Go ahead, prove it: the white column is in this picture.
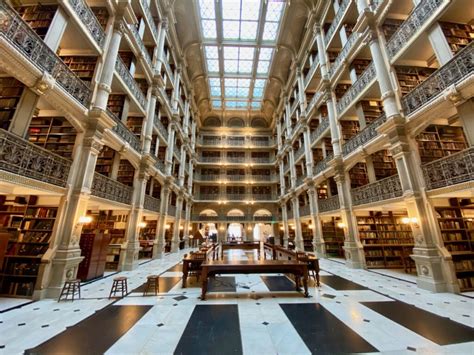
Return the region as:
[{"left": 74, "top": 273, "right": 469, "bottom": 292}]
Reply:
[
  {"left": 291, "top": 196, "right": 304, "bottom": 251},
  {"left": 308, "top": 186, "right": 326, "bottom": 257},
  {"left": 143, "top": 85, "right": 158, "bottom": 154},
  {"left": 281, "top": 202, "right": 289, "bottom": 247},
  {"left": 153, "top": 184, "right": 170, "bottom": 258},
  {"left": 171, "top": 195, "right": 184, "bottom": 252}
]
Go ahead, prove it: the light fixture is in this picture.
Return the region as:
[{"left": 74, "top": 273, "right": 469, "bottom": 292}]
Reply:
[
  {"left": 280, "top": 226, "right": 284, "bottom": 231},
  {"left": 308, "top": 224, "right": 314, "bottom": 230},
  {"left": 138, "top": 221, "right": 147, "bottom": 229},
  {"left": 188, "top": 226, "right": 193, "bottom": 231},
  {"left": 78, "top": 216, "right": 93, "bottom": 224},
  {"left": 165, "top": 224, "right": 171, "bottom": 230},
  {"left": 402, "top": 217, "right": 419, "bottom": 227},
  {"left": 179, "top": 225, "right": 184, "bottom": 230},
  {"left": 337, "top": 222, "right": 345, "bottom": 229}
]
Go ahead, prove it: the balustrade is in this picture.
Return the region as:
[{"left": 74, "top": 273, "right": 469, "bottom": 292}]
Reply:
[
  {"left": 351, "top": 175, "right": 403, "bottom": 206},
  {"left": 318, "top": 195, "right": 340, "bottom": 213},
  {"left": 115, "top": 57, "right": 147, "bottom": 109},
  {"left": 299, "top": 205, "right": 311, "bottom": 217},
  {"left": 422, "top": 147, "right": 474, "bottom": 190},
  {"left": 341, "top": 114, "right": 386, "bottom": 156},
  {"left": 325, "top": 0, "right": 351, "bottom": 45},
  {"left": 91, "top": 173, "right": 133, "bottom": 204},
  {"left": 139, "top": 0, "right": 158, "bottom": 41},
  {"left": 310, "top": 118, "right": 330, "bottom": 143},
  {"left": 329, "top": 32, "right": 360, "bottom": 78},
  {"left": 69, "top": 0, "right": 105, "bottom": 48},
  {"left": 313, "top": 152, "right": 334, "bottom": 175},
  {"left": 144, "top": 195, "right": 160, "bottom": 212},
  {"left": 107, "top": 110, "right": 142, "bottom": 152},
  {"left": 128, "top": 24, "right": 152, "bottom": 69}
]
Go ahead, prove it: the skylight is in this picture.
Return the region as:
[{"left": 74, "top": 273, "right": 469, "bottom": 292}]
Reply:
[{"left": 198, "top": 0, "right": 286, "bottom": 110}]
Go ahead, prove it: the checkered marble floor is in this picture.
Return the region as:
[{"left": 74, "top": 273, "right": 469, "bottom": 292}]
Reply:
[{"left": 0, "top": 248, "right": 473, "bottom": 354}]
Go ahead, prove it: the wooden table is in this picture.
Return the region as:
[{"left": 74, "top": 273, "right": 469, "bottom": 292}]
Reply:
[
  {"left": 220, "top": 242, "right": 261, "bottom": 259},
  {"left": 200, "top": 259, "right": 309, "bottom": 300}
]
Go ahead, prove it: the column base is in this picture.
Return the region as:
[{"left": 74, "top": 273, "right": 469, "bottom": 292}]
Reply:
[
  {"left": 312, "top": 240, "right": 326, "bottom": 258},
  {"left": 152, "top": 241, "right": 165, "bottom": 259},
  {"left": 120, "top": 241, "right": 139, "bottom": 271},
  {"left": 283, "top": 238, "right": 289, "bottom": 248},
  {"left": 411, "top": 246, "right": 449, "bottom": 293},
  {"left": 43, "top": 246, "right": 84, "bottom": 299},
  {"left": 170, "top": 240, "right": 180, "bottom": 253},
  {"left": 343, "top": 241, "right": 366, "bottom": 269}
]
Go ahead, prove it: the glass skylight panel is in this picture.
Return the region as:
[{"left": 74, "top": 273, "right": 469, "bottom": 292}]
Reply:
[
  {"left": 212, "top": 100, "right": 222, "bottom": 108},
  {"left": 257, "top": 60, "right": 270, "bottom": 74},
  {"left": 237, "top": 87, "right": 249, "bottom": 97},
  {"left": 253, "top": 87, "right": 263, "bottom": 97},
  {"left": 262, "top": 21, "right": 278, "bottom": 41},
  {"left": 211, "top": 86, "right": 221, "bottom": 96},
  {"left": 224, "top": 60, "right": 238, "bottom": 73},
  {"left": 265, "top": 1, "right": 284, "bottom": 22},
  {"left": 223, "top": 21, "right": 240, "bottom": 39},
  {"left": 239, "top": 47, "right": 255, "bottom": 60},
  {"left": 202, "top": 20, "right": 217, "bottom": 39},
  {"left": 226, "top": 101, "right": 237, "bottom": 108},
  {"left": 238, "top": 60, "right": 253, "bottom": 74},
  {"left": 205, "top": 46, "right": 219, "bottom": 59},
  {"left": 222, "top": 0, "right": 241, "bottom": 19},
  {"left": 241, "top": 0, "right": 261, "bottom": 20},
  {"left": 254, "top": 79, "right": 265, "bottom": 88},
  {"left": 225, "top": 87, "right": 237, "bottom": 97},
  {"left": 240, "top": 21, "right": 258, "bottom": 40},
  {"left": 225, "top": 78, "right": 238, "bottom": 86},
  {"left": 238, "top": 78, "right": 251, "bottom": 87},
  {"left": 251, "top": 101, "right": 261, "bottom": 108},
  {"left": 207, "top": 59, "right": 219, "bottom": 72},
  {"left": 224, "top": 46, "right": 239, "bottom": 59},
  {"left": 209, "top": 78, "right": 221, "bottom": 87},
  {"left": 236, "top": 101, "right": 248, "bottom": 108},
  {"left": 259, "top": 48, "right": 273, "bottom": 60},
  {"left": 199, "top": 0, "right": 216, "bottom": 19}
]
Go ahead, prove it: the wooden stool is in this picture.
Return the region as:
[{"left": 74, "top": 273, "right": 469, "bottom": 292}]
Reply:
[
  {"left": 109, "top": 276, "right": 128, "bottom": 299},
  {"left": 143, "top": 275, "right": 160, "bottom": 296},
  {"left": 58, "top": 279, "right": 81, "bottom": 302}
]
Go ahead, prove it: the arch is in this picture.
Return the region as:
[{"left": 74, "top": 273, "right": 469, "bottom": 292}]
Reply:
[
  {"left": 203, "top": 116, "right": 221, "bottom": 127},
  {"left": 251, "top": 117, "right": 268, "bottom": 128},
  {"left": 253, "top": 209, "right": 272, "bottom": 217},
  {"left": 199, "top": 209, "right": 218, "bottom": 216},
  {"left": 227, "top": 208, "right": 245, "bottom": 216},
  {"left": 227, "top": 117, "right": 245, "bottom": 127}
]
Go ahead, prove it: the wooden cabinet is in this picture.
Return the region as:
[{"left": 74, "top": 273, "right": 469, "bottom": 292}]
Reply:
[{"left": 77, "top": 231, "right": 110, "bottom": 281}]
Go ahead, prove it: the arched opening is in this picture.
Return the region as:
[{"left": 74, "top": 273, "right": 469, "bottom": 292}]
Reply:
[
  {"left": 253, "top": 223, "right": 273, "bottom": 241},
  {"left": 227, "top": 223, "right": 243, "bottom": 242},
  {"left": 227, "top": 208, "right": 245, "bottom": 217}
]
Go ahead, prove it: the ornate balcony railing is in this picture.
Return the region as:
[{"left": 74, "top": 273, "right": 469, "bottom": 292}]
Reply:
[
  {"left": 300, "top": 205, "right": 311, "bottom": 217},
  {"left": 313, "top": 152, "right": 334, "bottom": 175},
  {"left": 144, "top": 195, "right": 160, "bottom": 212},
  {"left": 283, "top": 162, "right": 290, "bottom": 173},
  {"left": 336, "top": 62, "right": 376, "bottom": 114},
  {"left": 139, "top": 0, "right": 158, "bottom": 41},
  {"left": 194, "top": 174, "right": 221, "bottom": 181},
  {"left": 386, "top": 0, "right": 444, "bottom": 59},
  {"left": 351, "top": 174, "right": 403, "bottom": 206},
  {"left": 128, "top": 24, "right": 152, "bottom": 69},
  {"left": 304, "top": 57, "right": 320, "bottom": 87},
  {"left": 227, "top": 157, "right": 246, "bottom": 163},
  {"left": 195, "top": 194, "right": 216, "bottom": 200},
  {"left": 310, "top": 118, "right": 330, "bottom": 143},
  {"left": 91, "top": 173, "right": 133, "bottom": 204},
  {"left": 422, "top": 147, "right": 474, "bottom": 190},
  {"left": 0, "top": 2, "right": 91, "bottom": 107},
  {"left": 107, "top": 110, "right": 141, "bottom": 152},
  {"left": 199, "top": 156, "right": 221, "bottom": 163},
  {"left": 0, "top": 129, "right": 71, "bottom": 187},
  {"left": 306, "top": 92, "right": 323, "bottom": 115},
  {"left": 155, "top": 158, "right": 165, "bottom": 174},
  {"left": 295, "top": 146, "right": 305, "bottom": 161},
  {"left": 290, "top": 98, "right": 299, "bottom": 117},
  {"left": 226, "top": 174, "right": 246, "bottom": 181},
  {"left": 287, "top": 210, "right": 294, "bottom": 219},
  {"left": 154, "top": 116, "right": 168, "bottom": 140},
  {"left": 173, "top": 145, "right": 181, "bottom": 160},
  {"left": 250, "top": 157, "right": 273, "bottom": 164},
  {"left": 115, "top": 57, "right": 147, "bottom": 109},
  {"left": 296, "top": 176, "right": 305, "bottom": 187},
  {"left": 251, "top": 174, "right": 279, "bottom": 182},
  {"left": 167, "top": 205, "right": 176, "bottom": 217},
  {"left": 192, "top": 214, "right": 275, "bottom": 222},
  {"left": 318, "top": 195, "right": 340, "bottom": 213},
  {"left": 69, "top": 0, "right": 105, "bottom": 48},
  {"left": 329, "top": 32, "right": 360, "bottom": 78},
  {"left": 342, "top": 114, "right": 387, "bottom": 156},
  {"left": 325, "top": 0, "right": 351, "bottom": 45},
  {"left": 402, "top": 42, "right": 474, "bottom": 116}
]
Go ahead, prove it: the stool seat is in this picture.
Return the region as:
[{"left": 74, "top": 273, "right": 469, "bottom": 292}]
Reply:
[
  {"left": 109, "top": 276, "right": 128, "bottom": 299},
  {"left": 143, "top": 275, "right": 160, "bottom": 296},
  {"left": 58, "top": 279, "right": 81, "bottom": 302}
]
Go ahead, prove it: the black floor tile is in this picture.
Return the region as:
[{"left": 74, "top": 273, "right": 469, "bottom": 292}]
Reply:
[
  {"left": 261, "top": 276, "right": 296, "bottom": 291},
  {"left": 281, "top": 303, "right": 377, "bottom": 354},
  {"left": 166, "top": 263, "right": 183, "bottom": 272},
  {"left": 208, "top": 276, "right": 237, "bottom": 292},
  {"left": 132, "top": 276, "right": 181, "bottom": 294},
  {"left": 320, "top": 275, "right": 368, "bottom": 290},
  {"left": 174, "top": 305, "right": 242, "bottom": 355},
  {"left": 362, "top": 301, "right": 474, "bottom": 345},
  {"left": 25, "top": 305, "right": 152, "bottom": 355}
]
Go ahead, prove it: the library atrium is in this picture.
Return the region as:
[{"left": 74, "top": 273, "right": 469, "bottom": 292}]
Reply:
[{"left": 0, "top": 0, "right": 473, "bottom": 353}]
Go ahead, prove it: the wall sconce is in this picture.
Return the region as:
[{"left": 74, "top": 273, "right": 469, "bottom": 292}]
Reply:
[
  {"left": 308, "top": 224, "right": 314, "bottom": 230},
  {"left": 78, "top": 216, "right": 93, "bottom": 225},
  {"left": 179, "top": 225, "right": 184, "bottom": 230},
  {"left": 402, "top": 217, "right": 419, "bottom": 227},
  {"left": 138, "top": 221, "right": 147, "bottom": 229},
  {"left": 188, "top": 226, "right": 193, "bottom": 231},
  {"left": 165, "top": 224, "right": 171, "bottom": 230},
  {"left": 337, "top": 222, "right": 345, "bottom": 229}
]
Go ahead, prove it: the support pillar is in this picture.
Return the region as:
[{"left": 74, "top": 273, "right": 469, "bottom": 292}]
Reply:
[
  {"left": 171, "top": 195, "right": 183, "bottom": 252},
  {"left": 291, "top": 196, "right": 304, "bottom": 251},
  {"left": 281, "top": 202, "right": 289, "bottom": 247},
  {"left": 308, "top": 186, "right": 326, "bottom": 257},
  {"left": 153, "top": 184, "right": 170, "bottom": 258}
]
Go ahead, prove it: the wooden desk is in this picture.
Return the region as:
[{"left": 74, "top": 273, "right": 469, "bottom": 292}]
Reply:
[
  {"left": 221, "top": 242, "right": 261, "bottom": 259},
  {"left": 181, "top": 244, "right": 219, "bottom": 288},
  {"left": 200, "top": 259, "right": 309, "bottom": 300}
]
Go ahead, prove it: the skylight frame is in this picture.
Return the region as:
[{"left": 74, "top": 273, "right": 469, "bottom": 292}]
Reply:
[{"left": 197, "top": 0, "right": 286, "bottom": 111}]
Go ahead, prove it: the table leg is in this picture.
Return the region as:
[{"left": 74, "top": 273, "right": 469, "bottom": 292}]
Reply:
[
  {"left": 182, "top": 264, "right": 188, "bottom": 288},
  {"left": 295, "top": 274, "right": 301, "bottom": 291},
  {"left": 303, "top": 268, "right": 309, "bottom": 297},
  {"left": 201, "top": 267, "right": 208, "bottom": 300}
]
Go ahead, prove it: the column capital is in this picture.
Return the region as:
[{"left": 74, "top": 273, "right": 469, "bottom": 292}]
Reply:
[{"left": 113, "top": 19, "right": 127, "bottom": 35}]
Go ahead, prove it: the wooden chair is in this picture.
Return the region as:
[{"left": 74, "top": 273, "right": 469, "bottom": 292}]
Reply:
[
  {"left": 189, "top": 252, "right": 206, "bottom": 282},
  {"left": 109, "top": 276, "right": 128, "bottom": 298}
]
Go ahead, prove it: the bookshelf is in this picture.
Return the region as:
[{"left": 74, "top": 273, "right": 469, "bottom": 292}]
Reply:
[
  {"left": 335, "top": 84, "right": 351, "bottom": 99},
  {"left": 96, "top": 146, "right": 115, "bottom": 177},
  {"left": 439, "top": 22, "right": 474, "bottom": 54},
  {"left": 416, "top": 124, "right": 468, "bottom": 164},
  {"left": 139, "top": 220, "right": 157, "bottom": 259},
  {"left": 0, "top": 195, "right": 58, "bottom": 297},
  {"left": 28, "top": 116, "right": 76, "bottom": 159},
  {"left": 107, "top": 94, "right": 126, "bottom": 118},
  {"left": 60, "top": 56, "right": 98, "bottom": 86},
  {"left": 91, "top": 7, "right": 109, "bottom": 30},
  {"left": 322, "top": 217, "right": 345, "bottom": 257},
  {"left": 77, "top": 230, "right": 110, "bottom": 281},
  {"left": 372, "top": 150, "right": 397, "bottom": 180},
  {"left": 341, "top": 120, "right": 360, "bottom": 140},
  {"left": 349, "top": 162, "right": 369, "bottom": 188},
  {"left": 117, "top": 160, "right": 135, "bottom": 186},
  {"left": 360, "top": 100, "right": 383, "bottom": 124},
  {"left": 302, "top": 224, "right": 313, "bottom": 252},
  {"left": 394, "top": 66, "right": 437, "bottom": 96},
  {"left": 312, "top": 148, "right": 324, "bottom": 164},
  {"left": 0, "top": 77, "right": 24, "bottom": 130},
  {"left": 357, "top": 211, "right": 414, "bottom": 269},
  {"left": 126, "top": 117, "right": 143, "bottom": 137},
  {"left": 15, "top": 5, "right": 57, "bottom": 39},
  {"left": 350, "top": 59, "right": 371, "bottom": 76},
  {"left": 382, "top": 19, "right": 404, "bottom": 41},
  {"left": 435, "top": 198, "right": 474, "bottom": 292}
]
